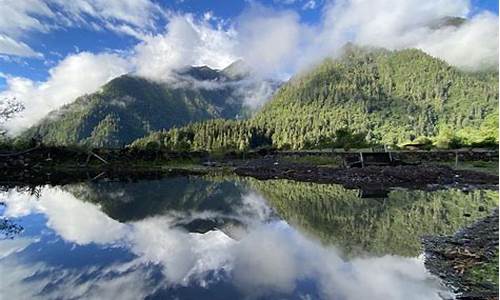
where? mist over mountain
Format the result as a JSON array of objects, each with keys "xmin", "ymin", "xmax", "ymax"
[
  {"xmin": 21, "ymin": 63, "xmax": 279, "ymax": 147},
  {"xmin": 133, "ymin": 46, "xmax": 498, "ymax": 151}
]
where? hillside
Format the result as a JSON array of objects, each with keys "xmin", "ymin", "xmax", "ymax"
[
  {"xmin": 21, "ymin": 63, "xmax": 260, "ymax": 147},
  {"xmin": 133, "ymin": 46, "xmax": 499, "ymax": 151},
  {"xmin": 246, "ymin": 178, "xmax": 498, "ymax": 256}
]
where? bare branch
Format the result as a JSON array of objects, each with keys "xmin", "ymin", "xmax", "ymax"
[{"xmin": 0, "ymin": 98, "xmax": 25, "ymax": 137}]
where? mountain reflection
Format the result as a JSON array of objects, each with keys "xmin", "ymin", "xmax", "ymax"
[{"xmin": 1, "ymin": 176, "xmax": 495, "ymax": 299}]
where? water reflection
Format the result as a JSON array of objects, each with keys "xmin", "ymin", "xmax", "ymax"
[
  {"xmin": 0, "ymin": 176, "xmax": 495, "ymax": 299},
  {"xmin": 247, "ymin": 179, "xmax": 498, "ymax": 256}
]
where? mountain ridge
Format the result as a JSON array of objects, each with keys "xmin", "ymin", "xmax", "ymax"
[
  {"xmin": 21, "ymin": 63, "xmax": 272, "ymax": 147},
  {"xmin": 132, "ymin": 46, "xmax": 498, "ymax": 151}
]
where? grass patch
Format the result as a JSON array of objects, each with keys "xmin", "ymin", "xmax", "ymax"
[{"xmin": 465, "ymin": 249, "xmax": 499, "ymax": 289}]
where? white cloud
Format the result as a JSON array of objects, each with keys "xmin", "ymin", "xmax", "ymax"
[
  {"xmin": 0, "ymin": 0, "xmax": 54, "ymax": 57},
  {"xmin": 303, "ymin": 0, "xmax": 317, "ymax": 10},
  {"xmin": 0, "ymin": 186, "xmax": 454, "ymax": 299},
  {"xmin": 0, "ymin": 0, "xmax": 55, "ymax": 37},
  {"xmin": 236, "ymin": 192, "xmax": 274, "ymax": 222},
  {"xmin": 0, "ymin": 0, "xmax": 498, "ymax": 131},
  {"xmin": 48, "ymin": 0, "xmax": 164, "ymax": 36},
  {"xmin": 417, "ymin": 12, "xmax": 499, "ymax": 70},
  {"xmin": 0, "ymin": 0, "xmax": 162, "ymax": 37},
  {"xmin": 234, "ymin": 79, "xmax": 278, "ymax": 110},
  {"xmin": 158, "ymin": 0, "xmax": 497, "ymax": 80},
  {"xmin": 1, "ymin": 186, "xmax": 127, "ymax": 244},
  {"xmin": 0, "ymin": 34, "xmax": 41, "ymax": 57},
  {"xmin": 0, "ymin": 255, "xmax": 157, "ymax": 300},
  {"xmin": 133, "ymin": 15, "xmax": 237, "ymax": 81},
  {"xmin": 0, "ymin": 0, "xmax": 164, "ymax": 57},
  {"xmin": 232, "ymin": 226, "xmax": 300, "ymax": 296},
  {"xmin": 1, "ymin": 52, "xmax": 130, "ymax": 134},
  {"xmin": 314, "ymin": 0, "xmax": 498, "ymax": 71},
  {"xmin": 0, "ymin": 237, "xmax": 36, "ymax": 259},
  {"xmin": 236, "ymin": 4, "xmax": 305, "ymax": 78}
]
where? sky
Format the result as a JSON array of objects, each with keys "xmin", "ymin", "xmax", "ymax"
[{"xmin": 0, "ymin": 0, "xmax": 498, "ymax": 132}]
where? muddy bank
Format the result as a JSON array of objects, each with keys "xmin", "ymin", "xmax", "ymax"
[
  {"xmin": 0, "ymin": 146, "xmax": 208, "ymax": 169},
  {"xmin": 1, "ymin": 146, "xmax": 497, "ymax": 190},
  {"xmin": 0, "ymin": 146, "xmax": 212, "ymax": 187},
  {"xmin": 234, "ymin": 161, "xmax": 498, "ymax": 190},
  {"xmin": 0, "ymin": 167, "xmax": 208, "ymax": 189},
  {"xmin": 423, "ymin": 209, "xmax": 499, "ymax": 300},
  {"xmin": 277, "ymin": 149, "xmax": 499, "ymax": 162}
]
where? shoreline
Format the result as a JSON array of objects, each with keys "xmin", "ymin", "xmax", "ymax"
[
  {"xmin": 1, "ymin": 148, "xmax": 498, "ymax": 191},
  {"xmin": 423, "ymin": 209, "xmax": 499, "ymax": 300},
  {"xmin": 1, "ymin": 149, "xmax": 498, "ymax": 297},
  {"xmin": 234, "ymin": 161, "xmax": 498, "ymax": 191}
]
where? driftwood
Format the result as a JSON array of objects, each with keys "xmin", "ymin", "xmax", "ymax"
[{"xmin": 86, "ymin": 150, "xmax": 109, "ymax": 165}]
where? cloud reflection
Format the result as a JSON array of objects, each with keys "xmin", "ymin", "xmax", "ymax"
[{"xmin": 0, "ymin": 183, "xmax": 451, "ymax": 299}]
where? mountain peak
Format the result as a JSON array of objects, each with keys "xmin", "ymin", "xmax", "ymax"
[
  {"xmin": 222, "ymin": 59, "xmax": 251, "ymax": 80},
  {"xmin": 175, "ymin": 65, "xmax": 225, "ymax": 81},
  {"xmin": 428, "ymin": 16, "xmax": 466, "ymax": 30}
]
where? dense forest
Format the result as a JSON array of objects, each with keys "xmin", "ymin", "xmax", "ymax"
[
  {"xmin": 66, "ymin": 176, "xmax": 247, "ymax": 222},
  {"xmin": 65, "ymin": 175, "xmax": 499, "ymax": 257},
  {"xmin": 246, "ymin": 178, "xmax": 499, "ymax": 256},
  {"xmin": 19, "ymin": 63, "xmax": 259, "ymax": 148},
  {"xmin": 133, "ymin": 46, "xmax": 498, "ymax": 151}
]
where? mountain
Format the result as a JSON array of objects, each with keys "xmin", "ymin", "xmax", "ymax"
[
  {"xmin": 253, "ymin": 45, "xmax": 498, "ymax": 148},
  {"xmin": 21, "ymin": 63, "xmax": 268, "ymax": 147},
  {"xmin": 133, "ymin": 46, "xmax": 498, "ymax": 151},
  {"xmin": 246, "ymin": 178, "xmax": 498, "ymax": 256},
  {"xmin": 428, "ymin": 16, "xmax": 466, "ymax": 30},
  {"xmin": 65, "ymin": 177, "xmax": 245, "ymax": 222}
]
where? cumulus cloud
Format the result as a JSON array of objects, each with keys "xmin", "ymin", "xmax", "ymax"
[
  {"xmin": 1, "ymin": 186, "xmax": 127, "ymax": 244},
  {"xmin": 417, "ymin": 12, "xmax": 499, "ymax": 70},
  {"xmin": 134, "ymin": 14, "xmax": 237, "ymax": 81},
  {"xmin": 0, "ymin": 52, "xmax": 130, "ymax": 134},
  {"xmin": 317, "ymin": 0, "xmax": 498, "ymax": 71},
  {"xmin": 0, "ymin": 0, "xmax": 497, "ymax": 132},
  {"xmin": 0, "ymin": 185, "xmax": 452, "ymax": 299},
  {"xmin": 235, "ymin": 4, "xmax": 305, "ymax": 78},
  {"xmin": 134, "ymin": 0, "xmax": 498, "ymax": 80}
]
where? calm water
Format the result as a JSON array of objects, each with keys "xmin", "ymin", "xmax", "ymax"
[{"xmin": 0, "ymin": 176, "xmax": 497, "ymax": 300}]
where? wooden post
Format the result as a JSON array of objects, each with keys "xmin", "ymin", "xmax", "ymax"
[
  {"xmin": 455, "ymin": 151, "xmax": 458, "ymax": 168},
  {"xmin": 359, "ymin": 152, "xmax": 364, "ymax": 168}
]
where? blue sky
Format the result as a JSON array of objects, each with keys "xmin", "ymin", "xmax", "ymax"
[
  {"xmin": 1, "ymin": 0, "xmax": 497, "ymax": 86},
  {"xmin": 0, "ymin": 0, "xmax": 326, "ymax": 85},
  {"xmin": 0, "ymin": 0, "xmax": 498, "ymax": 132}
]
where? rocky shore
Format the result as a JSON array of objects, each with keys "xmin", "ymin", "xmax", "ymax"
[
  {"xmin": 423, "ymin": 209, "xmax": 499, "ymax": 300},
  {"xmin": 234, "ymin": 161, "xmax": 498, "ymax": 191},
  {"xmin": 1, "ymin": 146, "xmax": 497, "ymax": 191}
]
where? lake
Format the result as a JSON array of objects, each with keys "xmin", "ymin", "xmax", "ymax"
[{"xmin": 0, "ymin": 176, "xmax": 497, "ymax": 300}]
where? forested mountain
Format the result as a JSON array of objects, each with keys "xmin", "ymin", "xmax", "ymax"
[
  {"xmin": 133, "ymin": 46, "xmax": 498, "ymax": 151},
  {"xmin": 65, "ymin": 177, "xmax": 246, "ymax": 222},
  {"xmin": 21, "ymin": 63, "xmax": 264, "ymax": 147},
  {"xmin": 246, "ymin": 178, "xmax": 498, "ymax": 256}
]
